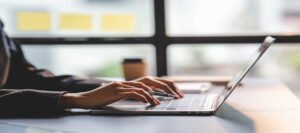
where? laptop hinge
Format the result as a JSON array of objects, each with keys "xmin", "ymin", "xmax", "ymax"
[{"xmin": 211, "ymin": 96, "xmax": 220, "ymax": 111}]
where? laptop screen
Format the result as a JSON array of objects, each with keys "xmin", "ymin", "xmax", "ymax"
[{"xmin": 215, "ymin": 36, "xmax": 275, "ymax": 112}]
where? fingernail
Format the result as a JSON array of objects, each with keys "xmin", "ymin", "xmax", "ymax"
[
  {"xmin": 155, "ymin": 100, "xmax": 160, "ymax": 105},
  {"xmin": 178, "ymin": 93, "xmax": 183, "ymax": 97},
  {"xmin": 156, "ymin": 101, "xmax": 160, "ymax": 105}
]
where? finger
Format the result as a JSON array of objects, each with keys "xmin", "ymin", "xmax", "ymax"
[
  {"xmin": 156, "ymin": 79, "xmax": 184, "ymax": 98},
  {"xmin": 121, "ymin": 88, "xmax": 160, "ymax": 105},
  {"xmin": 110, "ymin": 82, "xmax": 133, "ymax": 88},
  {"xmin": 113, "ymin": 82, "xmax": 152, "ymax": 92},
  {"xmin": 139, "ymin": 78, "xmax": 180, "ymax": 98},
  {"xmin": 151, "ymin": 87, "xmax": 168, "ymax": 93},
  {"xmin": 121, "ymin": 92, "xmax": 148, "ymax": 103},
  {"xmin": 112, "ymin": 82, "xmax": 151, "ymax": 91},
  {"xmin": 116, "ymin": 83, "xmax": 160, "ymax": 105},
  {"xmin": 115, "ymin": 82, "xmax": 160, "ymax": 104},
  {"xmin": 121, "ymin": 82, "xmax": 153, "ymax": 91}
]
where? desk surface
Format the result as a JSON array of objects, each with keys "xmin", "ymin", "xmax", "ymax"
[{"xmin": 1, "ymin": 78, "xmax": 300, "ymax": 133}]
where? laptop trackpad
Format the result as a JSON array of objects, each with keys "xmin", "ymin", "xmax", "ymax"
[
  {"xmin": 103, "ymin": 100, "xmax": 149, "ymax": 111},
  {"xmin": 175, "ymin": 82, "xmax": 212, "ymax": 93}
]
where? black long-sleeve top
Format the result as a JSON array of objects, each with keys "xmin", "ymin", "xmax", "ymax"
[{"xmin": 0, "ymin": 20, "xmax": 110, "ymax": 116}]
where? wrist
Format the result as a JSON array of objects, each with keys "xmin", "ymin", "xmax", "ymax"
[{"xmin": 58, "ymin": 92, "xmax": 83, "ymax": 109}]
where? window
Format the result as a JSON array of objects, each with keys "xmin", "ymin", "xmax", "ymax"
[
  {"xmin": 23, "ymin": 44, "xmax": 156, "ymax": 77},
  {"xmin": 166, "ymin": 0, "xmax": 300, "ymax": 36},
  {"xmin": 168, "ymin": 43, "xmax": 300, "ymax": 93},
  {"xmin": 1, "ymin": 0, "xmax": 300, "ymax": 94},
  {"xmin": 0, "ymin": 0, "xmax": 154, "ymax": 37}
]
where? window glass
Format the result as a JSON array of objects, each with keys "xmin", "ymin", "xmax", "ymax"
[
  {"xmin": 166, "ymin": 0, "xmax": 300, "ymax": 36},
  {"xmin": 168, "ymin": 43, "xmax": 300, "ymax": 89},
  {"xmin": 0, "ymin": 0, "xmax": 154, "ymax": 37},
  {"xmin": 22, "ymin": 44, "xmax": 156, "ymax": 77}
]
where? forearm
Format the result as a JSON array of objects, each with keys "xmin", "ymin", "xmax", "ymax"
[
  {"xmin": 0, "ymin": 89, "xmax": 66, "ymax": 115},
  {"xmin": 6, "ymin": 38, "xmax": 111, "ymax": 93},
  {"xmin": 58, "ymin": 91, "xmax": 99, "ymax": 109},
  {"xmin": 6, "ymin": 69, "xmax": 111, "ymax": 92}
]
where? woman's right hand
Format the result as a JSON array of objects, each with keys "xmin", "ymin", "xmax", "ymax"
[{"xmin": 59, "ymin": 82, "xmax": 160, "ymax": 109}]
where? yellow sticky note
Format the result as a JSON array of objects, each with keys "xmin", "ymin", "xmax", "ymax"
[
  {"xmin": 17, "ymin": 12, "xmax": 51, "ymax": 31},
  {"xmin": 59, "ymin": 13, "xmax": 92, "ymax": 31},
  {"xmin": 101, "ymin": 15, "xmax": 134, "ymax": 32}
]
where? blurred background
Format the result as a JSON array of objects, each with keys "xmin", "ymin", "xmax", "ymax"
[{"xmin": 0, "ymin": 0, "xmax": 300, "ymax": 96}]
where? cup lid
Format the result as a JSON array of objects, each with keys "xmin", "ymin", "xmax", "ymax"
[{"xmin": 122, "ymin": 58, "xmax": 144, "ymax": 63}]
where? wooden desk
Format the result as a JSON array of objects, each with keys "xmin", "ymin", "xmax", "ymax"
[{"xmin": 1, "ymin": 78, "xmax": 300, "ymax": 133}]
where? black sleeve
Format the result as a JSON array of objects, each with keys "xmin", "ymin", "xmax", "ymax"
[
  {"xmin": 0, "ymin": 20, "xmax": 112, "ymax": 116},
  {"xmin": 4, "ymin": 37, "xmax": 111, "ymax": 93},
  {"xmin": 0, "ymin": 89, "xmax": 66, "ymax": 116}
]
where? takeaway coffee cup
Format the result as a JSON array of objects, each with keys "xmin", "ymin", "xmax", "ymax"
[{"xmin": 122, "ymin": 58, "xmax": 147, "ymax": 81}]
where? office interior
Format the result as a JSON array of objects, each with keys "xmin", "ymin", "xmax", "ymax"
[
  {"xmin": 2, "ymin": 0, "xmax": 300, "ymax": 132},
  {"xmin": 1, "ymin": 0, "xmax": 300, "ymax": 97},
  {"xmin": 0, "ymin": 1, "xmax": 300, "ymax": 99},
  {"xmin": 1, "ymin": 0, "xmax": 300, "ymax": 92},
  {"xmin": 2, "ymin": 0, "xmax": 299, "ymax": 98}
]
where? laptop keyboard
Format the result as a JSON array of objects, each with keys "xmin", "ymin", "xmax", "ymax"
[{"xmin": 149, "ymin": 94, "xmax": 216, "ymax": 111}]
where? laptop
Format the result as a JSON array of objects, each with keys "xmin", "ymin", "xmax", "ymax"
[{"xmin": 91, "ymin": 36, "xmax": 275, "ymax": 116}]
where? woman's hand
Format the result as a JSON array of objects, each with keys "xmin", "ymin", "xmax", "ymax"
[
  {"xmin": 134, "ymin": 76, "xmax": 184, "ymax": 98},
  {"xmin": 59, "ymin": 76, "xmax": 183, "ymax": 109}
]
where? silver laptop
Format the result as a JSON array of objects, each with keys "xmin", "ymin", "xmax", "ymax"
[{"xmin": 91, "ymin": 36, "xmax": 275, "ymax": 116}]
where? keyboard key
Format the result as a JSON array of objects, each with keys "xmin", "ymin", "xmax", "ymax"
[{"xmin": 149, "ymin": 95, "xmax": 216, "ymax": 111}]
